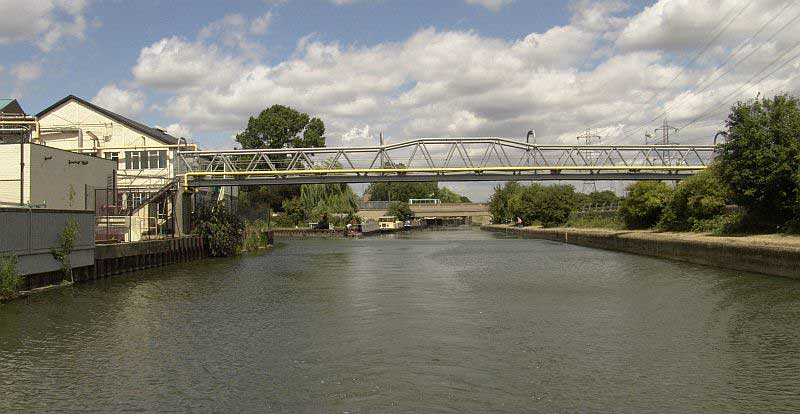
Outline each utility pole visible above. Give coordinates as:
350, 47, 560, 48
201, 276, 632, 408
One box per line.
577, 128, 602, 194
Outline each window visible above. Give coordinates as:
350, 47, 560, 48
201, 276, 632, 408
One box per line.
124, 150, 167, 169
104, 152, 119, 162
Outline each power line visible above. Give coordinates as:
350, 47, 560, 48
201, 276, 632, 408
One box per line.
601, 1, 752, 143
610, 3, 800, 145
680, 39, 800, 129
647, 4, 800, 133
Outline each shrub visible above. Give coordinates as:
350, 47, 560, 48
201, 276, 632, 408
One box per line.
619, 181, 672, 229
510, 184, 576, 227
659, 168, 728, 231
0, 255, 22, 298
193, 203, 245, 257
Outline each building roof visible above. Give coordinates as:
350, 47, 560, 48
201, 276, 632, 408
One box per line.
0, 99, 25, 116
36, 95, 180, 145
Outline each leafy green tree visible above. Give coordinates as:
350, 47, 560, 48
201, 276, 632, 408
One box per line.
387, 201, 413, 221
574, 190, 620, 208
281, 197, 305, 225
488, 182, 523, 223
235, 105, 327, 217
509, 184, 576, 227
235, 104, 326, 149
366, 181, 438, 202
193, 203, 245, 257
435, 186, 471, 203
717, 94, 800, 231
659, 168, 728, 231
619, 181, 673, 229
300, 183, 359, 222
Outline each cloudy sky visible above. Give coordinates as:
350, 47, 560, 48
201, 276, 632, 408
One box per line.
2, 0, 799, 199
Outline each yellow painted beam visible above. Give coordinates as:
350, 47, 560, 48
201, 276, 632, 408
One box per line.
183, 165, 707, 186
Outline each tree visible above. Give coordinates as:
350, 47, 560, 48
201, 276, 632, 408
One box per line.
659, 168, 728, 231
488, 182, 523, 223
574, 190, 620, 208
366, 181, 438, 202
619, 181, 672, 229
435, 186, 471, 203
300, 183, 359, 222
388, 201, 413, 221
235, 105, 327, 218
509, 184, 576, 227
235, 104, 326, 149
717, 94, 800, 231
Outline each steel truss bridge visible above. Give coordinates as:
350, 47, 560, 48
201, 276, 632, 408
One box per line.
176, 137, 716, 187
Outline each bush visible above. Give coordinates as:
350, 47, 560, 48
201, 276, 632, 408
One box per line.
510, 184, 576, 227
193, 203, 245, 257
659, 168, 728, 231
619, 181, 672, 229
0, 255, 22, 298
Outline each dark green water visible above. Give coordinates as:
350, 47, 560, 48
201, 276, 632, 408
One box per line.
2, 228, 800, 413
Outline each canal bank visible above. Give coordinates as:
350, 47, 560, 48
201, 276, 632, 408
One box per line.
482, 225, 800, 278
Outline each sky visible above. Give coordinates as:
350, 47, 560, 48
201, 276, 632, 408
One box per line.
2, 0, 799, 200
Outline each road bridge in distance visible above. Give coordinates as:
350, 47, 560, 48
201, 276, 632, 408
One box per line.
358, 202, 491, 225
176, 137, 716, 187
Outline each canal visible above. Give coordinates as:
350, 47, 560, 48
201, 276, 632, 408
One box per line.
1, 228, 800, 412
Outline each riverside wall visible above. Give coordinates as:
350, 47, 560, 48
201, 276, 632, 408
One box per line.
481, 225, 800, 278
18, 236, 206, 292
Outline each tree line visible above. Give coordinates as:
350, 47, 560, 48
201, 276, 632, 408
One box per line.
489, 94, 800, 234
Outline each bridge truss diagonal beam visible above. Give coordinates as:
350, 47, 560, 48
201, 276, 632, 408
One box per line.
176, 137, 717, 187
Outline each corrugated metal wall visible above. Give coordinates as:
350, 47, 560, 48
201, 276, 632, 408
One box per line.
0, 208, 95, 275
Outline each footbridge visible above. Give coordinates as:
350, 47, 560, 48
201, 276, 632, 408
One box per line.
176, 137, 716, 187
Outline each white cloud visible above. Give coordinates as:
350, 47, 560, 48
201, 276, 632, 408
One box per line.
250, 12, 273, 34
121, 0, 800, 158
0, 0, 92, 51
465, 0, 514, 12
157, 123, 193, 139
11, 60, 43, 82
92, 84, 145, 117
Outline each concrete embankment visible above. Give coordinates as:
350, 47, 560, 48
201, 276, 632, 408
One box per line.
482, 225, 800, 278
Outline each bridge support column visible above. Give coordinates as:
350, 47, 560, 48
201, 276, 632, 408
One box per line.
175, 187, 191, 236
